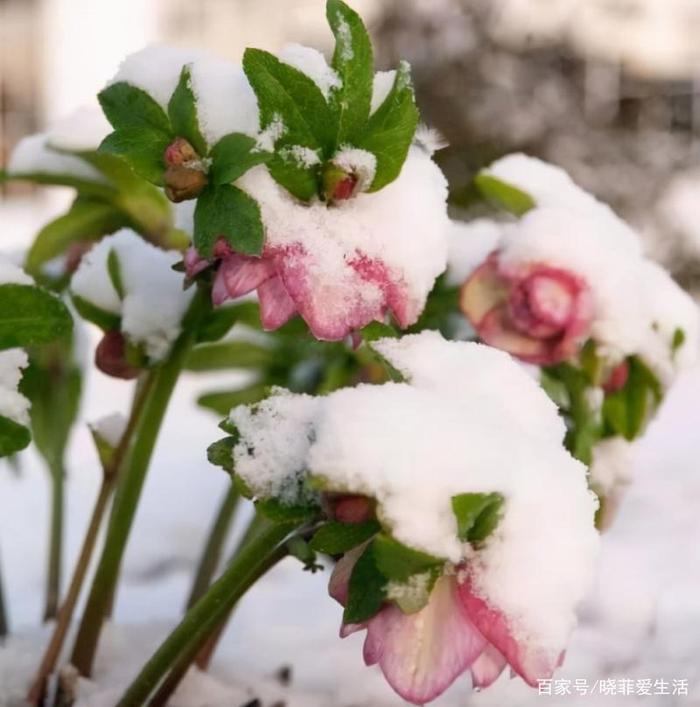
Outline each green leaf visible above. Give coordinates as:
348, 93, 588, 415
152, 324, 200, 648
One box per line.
99, 127, 171, 185
310, 520, 380, 555
107, 249, 125, 299
71, 294, 121, 331
197, 383, 269, 415
194, 184, 264, 257
256, 497, 319, 523
243, 48, 335, 153
326, 0, 373, 143
344, 544, 386, 624
196, 305, 241, 343
210, 133, 271, 185
356, 62, 419, 192
672, 327, 686, 354
0, 415, 31, 458
25, 198, 127, 276
98, 82, 171, 133
0, 285, 73, 350
267, 155, 320, 202
371, 533, 443, 582
168, 65, 208, 156
1, 168, 115, 199
540, 369, 570, 409
474, 173, 536, 216
186, 341, 274, 371
451, 492, 504, 544
361, 321, 399, 342
207, 436, 237, 472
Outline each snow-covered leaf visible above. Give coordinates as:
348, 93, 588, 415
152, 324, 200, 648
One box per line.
0, 415, 31, 458
327, 0, 373, 144
210, 133, 271, 186
168, 65, 208, 156
474, 173, 536, 216
0, 284, 73, 350
194, 184, 264, 256
207, 436, 237, 473
451, 492, 504, 544
98, 82, 171, 133
267, 155, 320, 201
99, 127, 171, 185
356, 62, 418, 192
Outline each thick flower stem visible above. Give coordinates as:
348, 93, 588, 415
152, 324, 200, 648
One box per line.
185, 482, 240, 610
116, 516, 297, 707
0, 551, 8, 639
70, 290, 209, 678
44, 459, 65, 621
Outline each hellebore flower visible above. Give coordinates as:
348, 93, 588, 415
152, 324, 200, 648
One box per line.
460, 253, 594, 365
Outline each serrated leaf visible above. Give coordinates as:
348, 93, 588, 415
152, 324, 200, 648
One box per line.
25, 198, 127, 275
207, 436, 237, 472
451, 492, 504, 544
310, 520, 380, 555
371, 534, 442, 582
168, 65, 208, 156
326, 0, 373, 143
0, 285, 73, 350
186, 341, 274, 371
197, 383, 269, 415
356, 62, 418, 192
99, 127, 171, 185
98, 82, 171, 133
267, 155, 320, 202
107, 249, 125, 299
71, 294, 121, 331
243, 48, 335, 154
0, 415, 31, 458
194, 184, 264, 256
344, 544, 386, 624
210, 133, 271, 185
474, 173, 536, 216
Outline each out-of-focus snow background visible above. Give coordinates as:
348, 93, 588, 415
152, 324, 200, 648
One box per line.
1, 1, 700, 705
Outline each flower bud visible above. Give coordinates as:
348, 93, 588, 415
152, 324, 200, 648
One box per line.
164, 137, 199, 167
95, 330, 140, 380
163, 138, 208, 202
322, 163, 359, 202
325, 493, 375, 523
602, 360, 629, 393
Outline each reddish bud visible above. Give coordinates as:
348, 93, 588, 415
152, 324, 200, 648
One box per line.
164, 165, 208, 203
603, 360, 629, 393
327, 494, 375, 524
95, 331, 140, 380
322, 163, 359, 202
164, 137, 199, 167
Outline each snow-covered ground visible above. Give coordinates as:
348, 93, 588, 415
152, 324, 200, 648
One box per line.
1, 198, 700, 706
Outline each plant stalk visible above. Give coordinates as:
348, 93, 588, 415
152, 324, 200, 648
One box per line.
70, 290, 208, 677
116, 516, 297, 706
0, 550, 8, 639
44, 459, 65, 621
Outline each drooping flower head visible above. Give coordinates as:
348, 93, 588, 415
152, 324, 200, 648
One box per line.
224, 331, 599, 703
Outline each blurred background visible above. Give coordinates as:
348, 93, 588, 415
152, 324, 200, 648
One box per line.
5, 0, 700, 285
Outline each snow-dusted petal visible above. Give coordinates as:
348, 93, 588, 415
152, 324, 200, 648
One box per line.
219, 254, 276, 298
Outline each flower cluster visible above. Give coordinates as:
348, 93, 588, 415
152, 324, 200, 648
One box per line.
225, 331, 599, 703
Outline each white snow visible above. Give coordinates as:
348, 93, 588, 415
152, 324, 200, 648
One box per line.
589, 437, 635, 497
278, 44, 341, 99
331, 146, 377, 192
371, 70, 396, 114
90, 412, 127, 449
236, 145, 450, 330
446, 219, 501, 287
46, 106, 112, 153
451, 155, 700, 384
279, 145, 322, 169
110, 45, 259, 146
231, 331, 599, 659
70, 230, 194, 361
7, 134, 107, 184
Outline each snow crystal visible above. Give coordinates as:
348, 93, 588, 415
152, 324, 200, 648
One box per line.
46, 106, 112, 153
278, 44, 341, 99
7, 134, 107, 183
413, 125, 448, 156
331, 146, 376, 191
279, 145, 322, 169
110, 45, 259, 146
230, 331, 599, 660
237, 145, 450, 331
91, 411, 127, 448
255, 114, 286, 153
71, 230, 194, 361
334, 15, 354, 62
451, 155, 700, 384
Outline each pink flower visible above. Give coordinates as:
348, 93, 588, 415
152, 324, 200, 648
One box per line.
460, 253, 594, 365
185, 239, 416, 341
329, 553, 560, 704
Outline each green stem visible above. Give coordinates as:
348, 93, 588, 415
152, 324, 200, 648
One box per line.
70, 290, 208, 677
116, 516, 297, 706
44, 459, 65, 621
185, 482, 240, 610
0, 549, 8, 639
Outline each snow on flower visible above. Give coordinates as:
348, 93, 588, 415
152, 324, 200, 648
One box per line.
451, 155, 700, 384
0, 258, 34, 426
71, 230, 194, 362
229, 331, 599, 703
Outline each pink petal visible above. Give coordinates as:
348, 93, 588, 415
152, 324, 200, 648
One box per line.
479, 307, 556, 364
184, 247, 210, 278
219, 254, 276, 299
363, 577, 487, 705
257, 276, 297, 331
470, 644, 507, 688
212, 269, 232, 306
460, 256, 508, 328
458, 577, 558, 687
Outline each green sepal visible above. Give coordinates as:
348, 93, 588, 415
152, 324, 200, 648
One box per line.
473, 172, 536, 216
451, 492, 504, 544
310, 520, 380, 555
207, 436, 237, 473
